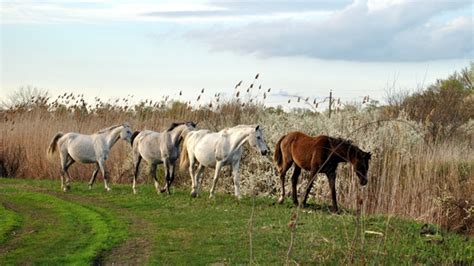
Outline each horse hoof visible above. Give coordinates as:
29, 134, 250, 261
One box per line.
160, 188, 167, 193
277, 197, 284, 204
106, 188, 111, 192
190, 191, 198, 198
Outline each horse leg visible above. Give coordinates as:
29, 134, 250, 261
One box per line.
60, 153, 69, 192
167, 163, 176, 194
98, 160, 111, 192
327, 172, 338, 213
188, 154, 196, 195
160, 159, 172, 194
88, 163, 100, 189
209, 161, 223, 199
191, 163, 204, 197
62, 156, 74, 192
301, 169, 318, 207
277, 163, 291, 204
290, 166, 301, 205
132, 155, 142, 194
232, 160, 242, 200
150, 163, 160, 194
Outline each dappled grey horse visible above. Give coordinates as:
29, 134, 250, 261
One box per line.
47, 123, 133, 191
131, 121, 197, 194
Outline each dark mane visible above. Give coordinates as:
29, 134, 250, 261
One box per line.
130, 131, 140, 146
330, 136, 353, 147
167, 122, 186, 132
328, 136, 367, 156
167, 121, 197, 132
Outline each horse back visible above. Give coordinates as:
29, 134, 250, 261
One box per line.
282, 132, 330, 171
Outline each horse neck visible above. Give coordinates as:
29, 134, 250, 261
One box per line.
179, 127, 193, 142
103, 126, 123, 147
169, 126, 185, 146
332, 140, 357, 164
226, 126, 253, 151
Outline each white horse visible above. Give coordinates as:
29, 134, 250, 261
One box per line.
180, 124, 270, 199
47, 123, 133, 192
131, 121, 197, 194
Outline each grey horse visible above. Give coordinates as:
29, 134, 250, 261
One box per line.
131, 121, 197, 194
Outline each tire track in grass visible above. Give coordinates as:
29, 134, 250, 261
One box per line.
0, 204, 23, 245
56, 192, 155, 265
0, 189, 126, 264
1, 180, 154, 265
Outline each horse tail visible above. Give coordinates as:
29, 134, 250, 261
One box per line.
47, 132, 64, 158
179, 137, 190, 173
274, 134, 286, 170
131, 131, 140, 147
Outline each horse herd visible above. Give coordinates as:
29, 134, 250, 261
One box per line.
47, 122, 372, 212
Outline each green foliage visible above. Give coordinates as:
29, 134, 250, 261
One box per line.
0, 179, 472, 265
386, 63, 474, 141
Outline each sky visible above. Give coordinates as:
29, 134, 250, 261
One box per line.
1, 0, 473, 108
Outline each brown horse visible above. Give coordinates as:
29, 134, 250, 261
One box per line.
274, 132, 372, 212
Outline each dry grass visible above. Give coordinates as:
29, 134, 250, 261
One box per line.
1, 87, 473, 235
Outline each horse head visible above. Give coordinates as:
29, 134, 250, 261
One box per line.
185, 121, 197, 130
248, 125, 270, 156
354, 151, 372, 186
120, 123, 133, 143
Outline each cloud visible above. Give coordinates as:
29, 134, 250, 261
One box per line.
189, 0, 473, 61
0, 2, 231, 24
1, 1, 346, 24
3, 0, 472, 62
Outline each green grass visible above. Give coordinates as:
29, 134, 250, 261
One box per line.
0, 203, 22, 245
0, 178, 472, 264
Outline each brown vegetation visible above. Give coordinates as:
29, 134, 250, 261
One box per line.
1, 67, 473, 235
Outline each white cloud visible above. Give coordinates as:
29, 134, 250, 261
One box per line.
189, 0, 473, 61
0, 1, 340, 24
2, 0, 472, 61
0, 2, 229, 24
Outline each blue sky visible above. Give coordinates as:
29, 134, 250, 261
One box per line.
1, 0, 472, 108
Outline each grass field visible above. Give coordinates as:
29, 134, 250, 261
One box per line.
0, 178, 472, 264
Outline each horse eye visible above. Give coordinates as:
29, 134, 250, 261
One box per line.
257, 136, 261, 139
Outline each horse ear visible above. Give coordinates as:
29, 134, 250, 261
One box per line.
123, 122, 130, 128
255, 125, 260, 131
366, 152, 372, 159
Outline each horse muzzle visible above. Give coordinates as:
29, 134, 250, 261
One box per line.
360, 178, 368, 186
261, 150, 269, 156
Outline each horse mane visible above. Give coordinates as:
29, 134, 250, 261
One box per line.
167, 121, 197, 132
220, 124, 256, 133
329, 136, 364, 154
130, 131, 140, 146
167, 122, 186, 132
96, 124, 122, 134
332, 137, 353, 146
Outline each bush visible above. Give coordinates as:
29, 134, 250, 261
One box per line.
384, 63, 474, 141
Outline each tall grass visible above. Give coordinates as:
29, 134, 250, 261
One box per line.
1, 90, 472, 234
